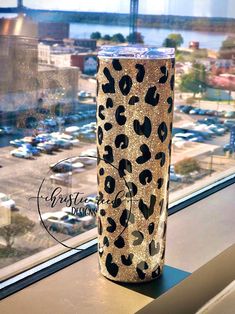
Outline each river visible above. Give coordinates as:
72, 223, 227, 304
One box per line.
70, 23, 228, 51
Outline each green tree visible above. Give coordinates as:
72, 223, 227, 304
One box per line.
163, 33, 184, 49
112, 33, 126, 43
102, 34, 111, 41
180, 63, 207, 96
0, 213, 35, 249
175, 158, 200, 175
90, 32, 101, 40
219, 36, 235, 59
126, 32, 144, 44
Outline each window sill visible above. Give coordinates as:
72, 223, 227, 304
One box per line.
1, 183, 234, 312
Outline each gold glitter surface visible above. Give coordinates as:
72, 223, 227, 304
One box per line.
96, 57, 175, 282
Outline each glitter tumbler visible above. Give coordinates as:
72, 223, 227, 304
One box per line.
96, 46, 175, 282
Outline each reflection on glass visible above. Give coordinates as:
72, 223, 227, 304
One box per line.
0, 1, 235, 279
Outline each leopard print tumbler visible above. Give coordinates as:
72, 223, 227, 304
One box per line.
96, 46, 175, 282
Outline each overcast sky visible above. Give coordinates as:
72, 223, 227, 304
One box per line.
1, 0, 235, 18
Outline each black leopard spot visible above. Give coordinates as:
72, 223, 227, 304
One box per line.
128, 95, 140, 105
149, 240, 160, 256
118, 159, 132, 177
97, 149, 101, 165
106, 217, 116, 233
104, 176, 115, 194
103, 145, 114, 163
162, 221, 167, 238
114, 236, 125, 248
125, 182, 138, 198
97, 58, 100, 74
167, 180, 170, 191
159, 65, 168, 84
103, 236, 109, 247
97, 126, 103, 145
139, 169, 153, 185
115, 105, 126, 125
100, 209, 106, 216
139, 194, 156, 219
159, 199, 164, 215
105, 253, 119, 277
136, 144, 151, 164
102, 67, 115, 93
135, 64, 145, 82
145, 86, 160, 106
152, 265, 161, 278
167, 96, 173, 113
133, 117, 152, 138
170, 74, 175, 91
115, 134, 129, 149
121, 253, 133, 266
112, 59, 122, 71
136, 261, 148, 280
99, 168, 104, 176
158, 122, 168, 143
148, 222, 155, 235
104, 123, 112, 131
119, 75, 132, 96
155, 152, 166, 167
157, 178, 164, 189
120, 209, 135, 227
112, 194, 122, 208
97, 217, 102, 235
132, 230, 144, 245
98, 105, 105, 120
106, 97, 113, 108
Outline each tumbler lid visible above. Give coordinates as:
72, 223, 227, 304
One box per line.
98, 45, 175, 59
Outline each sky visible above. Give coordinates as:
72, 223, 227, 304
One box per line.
1, 0, 235, 18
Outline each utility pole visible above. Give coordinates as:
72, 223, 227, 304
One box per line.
129, 0, 139, 43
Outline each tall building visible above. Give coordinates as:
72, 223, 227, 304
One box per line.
0, 15, 38, 112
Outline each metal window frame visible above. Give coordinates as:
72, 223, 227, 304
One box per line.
0, 172, 235, 300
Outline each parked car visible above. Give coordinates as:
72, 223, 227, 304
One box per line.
52, 139, 72, 149
207, 125, 225, 136
50, 161, 72, 173
174, 133, 204, 142
40, 211, 81, 235
10, 148, 33, 159
170, 172, 183, 182
62, 207, 96, 226
0, 192, 16, 210
224, 111, 235, 118
50, 172, 72, 186
9, 139, 25, 147
197, 109, 207, 115
1, 126, 14, 134
224, 120, 235, 129
37, 142, 54, 154
22, 144, 40, 156
189, 108, 200, 115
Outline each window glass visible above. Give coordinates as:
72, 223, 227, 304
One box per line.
0, 0, 235, 280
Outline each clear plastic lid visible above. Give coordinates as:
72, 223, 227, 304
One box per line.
98, 45, 175, 59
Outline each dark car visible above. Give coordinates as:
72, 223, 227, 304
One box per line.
180, 106, 193, 114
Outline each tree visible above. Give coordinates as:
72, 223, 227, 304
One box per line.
126, 32, 144, 44
219, 36, 235, 59
0, 213, 35, 249
163, 33, 184, 49
102, 34, 111, 41
180, 63, 207, 96
175, 158, 200, 175
111, 33, 126, 43
90, 32, 101, 40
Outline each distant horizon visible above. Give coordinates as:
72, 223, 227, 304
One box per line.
1, 0, 235, 19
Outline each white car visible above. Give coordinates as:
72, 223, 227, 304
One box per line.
61, 207, 96, 227
0, 193, 16, 210
10, 148, 33, 159
50, 172, 72, 186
